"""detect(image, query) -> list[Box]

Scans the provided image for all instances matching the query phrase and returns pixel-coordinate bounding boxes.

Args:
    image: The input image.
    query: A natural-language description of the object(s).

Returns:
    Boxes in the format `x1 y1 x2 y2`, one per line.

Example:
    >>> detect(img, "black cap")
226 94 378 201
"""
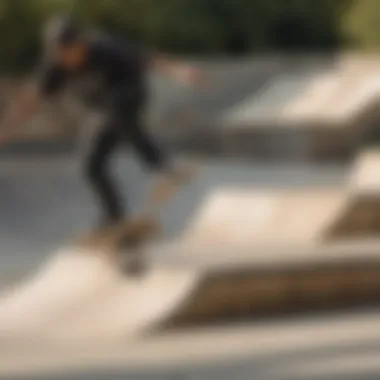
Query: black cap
44 14 81 48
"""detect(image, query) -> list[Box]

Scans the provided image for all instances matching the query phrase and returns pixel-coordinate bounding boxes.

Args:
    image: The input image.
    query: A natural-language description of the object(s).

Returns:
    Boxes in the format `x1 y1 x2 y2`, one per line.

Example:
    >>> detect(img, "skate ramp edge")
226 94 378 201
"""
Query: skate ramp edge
156 240 380 329
2 239 380 344
183 189 349 247
349 149 380 195
324 149 380 239
0 246 200 344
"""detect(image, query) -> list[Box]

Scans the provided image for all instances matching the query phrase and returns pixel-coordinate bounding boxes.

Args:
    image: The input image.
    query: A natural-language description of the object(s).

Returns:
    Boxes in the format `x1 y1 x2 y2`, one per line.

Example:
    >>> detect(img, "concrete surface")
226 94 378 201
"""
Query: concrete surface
155 55 380 161
0 246 198 343
1 152 379 380
349 148 380 195
0 153 347 276
2 308 380 379
223 56 380 126
0 154 350 338
325 149 380 238
182 188 347 246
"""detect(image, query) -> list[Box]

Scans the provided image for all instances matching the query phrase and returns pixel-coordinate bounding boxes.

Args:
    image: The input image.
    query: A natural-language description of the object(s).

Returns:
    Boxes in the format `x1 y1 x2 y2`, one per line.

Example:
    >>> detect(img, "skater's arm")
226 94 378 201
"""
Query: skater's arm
149 54 208 87
120 39 207 87
0 65 65 142
0 81 42 142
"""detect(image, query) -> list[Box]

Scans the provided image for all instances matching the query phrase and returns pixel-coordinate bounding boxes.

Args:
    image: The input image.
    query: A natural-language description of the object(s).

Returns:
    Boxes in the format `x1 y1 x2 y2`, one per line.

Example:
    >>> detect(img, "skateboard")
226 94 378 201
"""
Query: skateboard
76 160 200 275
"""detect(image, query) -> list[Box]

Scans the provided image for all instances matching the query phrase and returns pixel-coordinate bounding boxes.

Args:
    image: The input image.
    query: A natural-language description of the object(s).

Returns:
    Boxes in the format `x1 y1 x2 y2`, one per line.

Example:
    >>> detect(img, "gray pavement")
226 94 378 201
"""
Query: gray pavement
0 153 348 276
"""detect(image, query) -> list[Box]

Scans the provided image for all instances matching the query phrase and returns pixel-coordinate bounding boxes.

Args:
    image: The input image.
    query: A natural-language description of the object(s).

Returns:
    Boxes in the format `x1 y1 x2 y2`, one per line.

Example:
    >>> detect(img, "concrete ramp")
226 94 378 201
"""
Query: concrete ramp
3 150 380 347
171 55 380 161
0 246 198 344
349 149 380 195
3 239 380 348
3 195 380 346
183 188 347 247
225 57 380 126
326 149 380 239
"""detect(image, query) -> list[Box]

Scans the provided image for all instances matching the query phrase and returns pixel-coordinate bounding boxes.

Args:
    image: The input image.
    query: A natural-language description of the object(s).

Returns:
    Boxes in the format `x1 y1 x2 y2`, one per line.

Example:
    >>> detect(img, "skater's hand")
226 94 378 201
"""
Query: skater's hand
0 81 42 145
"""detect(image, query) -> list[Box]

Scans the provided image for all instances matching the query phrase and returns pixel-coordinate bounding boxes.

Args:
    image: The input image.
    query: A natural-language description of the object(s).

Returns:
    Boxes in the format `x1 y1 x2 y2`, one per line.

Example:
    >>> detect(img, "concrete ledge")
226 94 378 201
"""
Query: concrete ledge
152 241 380 330
162 125 362 163
325 197 380 239
325 149 380 239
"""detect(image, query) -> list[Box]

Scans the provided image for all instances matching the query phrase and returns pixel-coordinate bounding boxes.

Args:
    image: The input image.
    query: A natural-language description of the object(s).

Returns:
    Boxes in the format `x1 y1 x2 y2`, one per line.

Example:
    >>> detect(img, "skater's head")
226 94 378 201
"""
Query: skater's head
43 14 87 70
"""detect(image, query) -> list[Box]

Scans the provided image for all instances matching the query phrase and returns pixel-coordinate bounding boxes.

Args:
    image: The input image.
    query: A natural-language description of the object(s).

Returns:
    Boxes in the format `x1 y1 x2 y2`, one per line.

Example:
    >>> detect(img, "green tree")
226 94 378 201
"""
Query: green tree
0 0 371 73
342 0 380 49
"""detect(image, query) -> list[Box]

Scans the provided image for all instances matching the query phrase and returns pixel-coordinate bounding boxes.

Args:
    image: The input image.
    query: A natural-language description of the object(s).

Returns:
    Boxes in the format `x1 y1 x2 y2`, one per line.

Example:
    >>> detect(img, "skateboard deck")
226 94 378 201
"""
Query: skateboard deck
77 218 159 251
77 218 159 275
75 159 200 275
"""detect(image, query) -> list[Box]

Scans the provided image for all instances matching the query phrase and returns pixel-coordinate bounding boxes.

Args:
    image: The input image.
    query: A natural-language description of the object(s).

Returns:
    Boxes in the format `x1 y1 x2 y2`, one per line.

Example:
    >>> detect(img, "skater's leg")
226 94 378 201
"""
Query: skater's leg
116 112 187 213
128 124 167 169
118 109 167 170
84 126 124 225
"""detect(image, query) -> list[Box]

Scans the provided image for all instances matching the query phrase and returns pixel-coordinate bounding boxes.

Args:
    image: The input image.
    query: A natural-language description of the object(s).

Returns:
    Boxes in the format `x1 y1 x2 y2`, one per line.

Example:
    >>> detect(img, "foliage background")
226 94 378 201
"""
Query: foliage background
0 0 376 72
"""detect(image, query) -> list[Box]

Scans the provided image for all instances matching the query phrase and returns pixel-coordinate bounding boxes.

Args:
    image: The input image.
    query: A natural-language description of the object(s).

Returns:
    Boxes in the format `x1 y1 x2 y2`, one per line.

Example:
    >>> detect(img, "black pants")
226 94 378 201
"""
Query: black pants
84 107 166 224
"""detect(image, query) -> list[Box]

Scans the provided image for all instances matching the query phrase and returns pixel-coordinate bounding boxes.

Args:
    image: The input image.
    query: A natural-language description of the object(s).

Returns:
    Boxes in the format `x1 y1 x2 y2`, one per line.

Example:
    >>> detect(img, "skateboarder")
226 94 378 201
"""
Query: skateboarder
1 15 205 228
